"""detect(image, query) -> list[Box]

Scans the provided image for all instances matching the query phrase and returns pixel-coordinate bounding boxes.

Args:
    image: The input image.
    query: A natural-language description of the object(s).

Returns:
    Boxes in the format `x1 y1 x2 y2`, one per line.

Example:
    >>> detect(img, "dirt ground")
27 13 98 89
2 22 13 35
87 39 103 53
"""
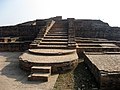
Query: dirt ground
0 52 58 90
0 52 99 90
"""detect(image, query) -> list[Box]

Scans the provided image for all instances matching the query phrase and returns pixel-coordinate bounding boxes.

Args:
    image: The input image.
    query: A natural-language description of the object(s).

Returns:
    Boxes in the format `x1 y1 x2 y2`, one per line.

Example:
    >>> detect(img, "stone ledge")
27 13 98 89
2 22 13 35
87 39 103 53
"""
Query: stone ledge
83 53 120 89
28 49 76 56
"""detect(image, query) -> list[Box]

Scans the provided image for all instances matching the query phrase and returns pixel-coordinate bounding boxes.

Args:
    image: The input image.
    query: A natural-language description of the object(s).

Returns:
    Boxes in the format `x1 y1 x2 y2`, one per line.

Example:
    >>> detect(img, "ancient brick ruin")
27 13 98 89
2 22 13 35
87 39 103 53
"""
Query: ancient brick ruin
1 16 120 89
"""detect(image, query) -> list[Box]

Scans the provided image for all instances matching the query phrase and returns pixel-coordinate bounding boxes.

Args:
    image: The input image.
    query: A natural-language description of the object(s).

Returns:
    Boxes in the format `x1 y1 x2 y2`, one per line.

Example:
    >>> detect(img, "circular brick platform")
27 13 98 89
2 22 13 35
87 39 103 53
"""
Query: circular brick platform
28 49 76 55
19 49 78 73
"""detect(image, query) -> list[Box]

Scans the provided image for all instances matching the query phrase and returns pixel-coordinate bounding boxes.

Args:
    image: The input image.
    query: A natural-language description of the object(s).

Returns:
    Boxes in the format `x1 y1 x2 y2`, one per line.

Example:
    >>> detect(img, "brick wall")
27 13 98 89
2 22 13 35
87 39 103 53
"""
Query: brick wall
0 42 30 51
0 25 40 41
75 20 110 38
75 20 120 41
107 27 120 40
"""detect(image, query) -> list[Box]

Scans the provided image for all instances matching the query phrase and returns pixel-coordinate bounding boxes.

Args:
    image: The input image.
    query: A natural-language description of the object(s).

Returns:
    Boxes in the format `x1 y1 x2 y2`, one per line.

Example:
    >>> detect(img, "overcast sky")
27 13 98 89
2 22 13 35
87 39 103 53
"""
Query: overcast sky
0 0 120 27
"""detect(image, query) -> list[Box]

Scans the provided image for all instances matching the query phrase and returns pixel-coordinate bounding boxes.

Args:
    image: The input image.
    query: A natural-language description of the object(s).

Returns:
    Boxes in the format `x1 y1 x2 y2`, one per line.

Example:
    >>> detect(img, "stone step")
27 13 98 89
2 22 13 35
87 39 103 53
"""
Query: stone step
31 66 51 73
28 73 50 81
37 45 68 49
29 44 38 49
51 22 67 27
50 28 67 30
49 30 67 32
40 42 68 45
44 36 68 39
35 38 42 40
42 39 68 42
48 31 67 33
28 49 76 56
46 33 67 36
47 32 67 34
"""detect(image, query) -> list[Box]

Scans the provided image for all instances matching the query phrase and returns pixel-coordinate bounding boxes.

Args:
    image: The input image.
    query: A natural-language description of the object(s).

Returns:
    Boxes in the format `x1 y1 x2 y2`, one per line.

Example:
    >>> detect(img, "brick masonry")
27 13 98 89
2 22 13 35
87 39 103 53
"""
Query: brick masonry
1 16 120 89
0 17 120 51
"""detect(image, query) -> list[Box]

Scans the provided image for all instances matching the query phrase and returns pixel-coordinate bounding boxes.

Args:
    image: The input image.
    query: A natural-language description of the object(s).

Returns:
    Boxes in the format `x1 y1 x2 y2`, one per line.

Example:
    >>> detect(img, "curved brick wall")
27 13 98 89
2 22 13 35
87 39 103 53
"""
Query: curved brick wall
19 58 78 74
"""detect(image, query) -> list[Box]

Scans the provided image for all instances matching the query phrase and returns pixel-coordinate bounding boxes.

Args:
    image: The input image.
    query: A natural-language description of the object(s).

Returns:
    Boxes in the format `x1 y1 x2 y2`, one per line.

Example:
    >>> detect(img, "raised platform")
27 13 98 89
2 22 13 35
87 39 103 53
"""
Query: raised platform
19 49 78 73
84 52 120 89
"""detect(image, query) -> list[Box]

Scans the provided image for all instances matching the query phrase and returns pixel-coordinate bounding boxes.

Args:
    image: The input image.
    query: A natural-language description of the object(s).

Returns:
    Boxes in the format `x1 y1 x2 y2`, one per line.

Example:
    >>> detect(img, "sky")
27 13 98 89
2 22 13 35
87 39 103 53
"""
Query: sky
0 0 120 27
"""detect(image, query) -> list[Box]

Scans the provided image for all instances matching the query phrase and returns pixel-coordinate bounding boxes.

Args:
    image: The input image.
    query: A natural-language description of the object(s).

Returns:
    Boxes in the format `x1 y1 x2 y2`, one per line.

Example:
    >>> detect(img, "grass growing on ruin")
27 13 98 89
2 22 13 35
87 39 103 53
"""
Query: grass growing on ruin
53 71 75 90
53 62 99 90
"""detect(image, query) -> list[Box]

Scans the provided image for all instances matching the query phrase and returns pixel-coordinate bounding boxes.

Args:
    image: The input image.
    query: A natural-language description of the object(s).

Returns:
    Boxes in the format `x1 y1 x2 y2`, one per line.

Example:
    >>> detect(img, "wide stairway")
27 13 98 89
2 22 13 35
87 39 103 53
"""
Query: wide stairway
34 20 68 49
19 19 78 82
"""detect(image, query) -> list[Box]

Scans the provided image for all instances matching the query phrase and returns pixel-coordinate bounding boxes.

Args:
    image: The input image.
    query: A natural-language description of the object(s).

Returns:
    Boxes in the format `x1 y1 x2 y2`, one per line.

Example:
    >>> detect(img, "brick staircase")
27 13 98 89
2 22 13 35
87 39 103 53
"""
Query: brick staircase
28 21 68 81
30 20 69 49
28 66 51 81
29 20 55 48
26 20 77 82
37 21 68 49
